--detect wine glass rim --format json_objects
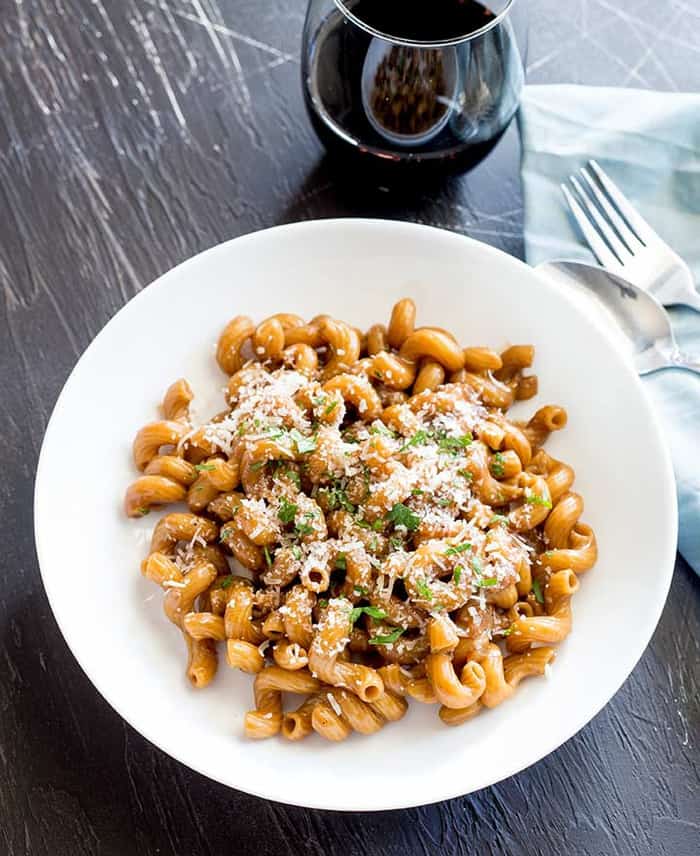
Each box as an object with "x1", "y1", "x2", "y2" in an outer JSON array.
[{"x1": 332, "y1": 0, "x2": 516, "y2": 48}]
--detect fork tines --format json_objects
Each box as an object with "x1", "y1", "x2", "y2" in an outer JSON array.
[{"x1": 561, "y1": 160, "x2": 655, "y2": 271}]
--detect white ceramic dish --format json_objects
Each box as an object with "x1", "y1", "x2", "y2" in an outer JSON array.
[{"x1": 34, "y1": 219, "x2": 677, "y2": 811}]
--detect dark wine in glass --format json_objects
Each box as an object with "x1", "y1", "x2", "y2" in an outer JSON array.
[{"x1": 302, "y1": 0, "x2": 526, "y2": 173}]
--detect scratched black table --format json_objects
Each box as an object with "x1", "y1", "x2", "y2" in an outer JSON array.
[{"x1": 2, "y1": 2, "x2": 698, "y2": 854}]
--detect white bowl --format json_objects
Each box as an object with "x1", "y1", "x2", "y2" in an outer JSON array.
[{"x1": 34, "y1": 219, "x2": 676, "y2": 811}]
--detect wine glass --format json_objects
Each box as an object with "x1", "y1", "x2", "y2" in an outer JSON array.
[{"x1": 302, "y1": 0, "x2": 527, "y2": 172}]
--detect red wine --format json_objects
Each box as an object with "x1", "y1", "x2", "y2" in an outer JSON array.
[{"x1": 302, "y1": 0, "x2": 524, "y2": 172}]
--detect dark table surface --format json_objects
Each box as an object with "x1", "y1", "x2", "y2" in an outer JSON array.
[{"x1": 2, "y1": 1, "x2": 699, "y2": 854}]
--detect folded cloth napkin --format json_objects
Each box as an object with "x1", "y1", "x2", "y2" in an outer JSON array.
[{"x1": 519, "y1": 84, "x2": 700, "y2": 574}]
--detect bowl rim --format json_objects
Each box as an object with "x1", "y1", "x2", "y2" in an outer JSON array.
[{"x1": 34, "y1": 218, "x2": 678, "y2": 810}]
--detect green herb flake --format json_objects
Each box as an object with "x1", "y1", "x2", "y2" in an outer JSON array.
[
  {"x1": 220, "y1": 528, "x2": 233, "y2": 541},
  {"x1": 220, "y1": 575, "x2": 235, "y2": 590},
  {"x1": 491, "y1": 453, "x2": 505, "y2": 478},
  {"x1": 136, "y1": 506, "x2": 150, "y2": 516},
  {"x1": 278, "y1": 497, "x2": 298, "y2": 525},
  {"x1": 476, "y1": 576, "x2": 498, "y2": 588},
  {"x1": 416, "y1": 578, "x2": 433, "y2": 601},
  {"x1": 501, "y1": 626, "x2": 514, "y2": 637},
  {"x1": 322, "y1": 483, "x2": 355, "y2": 514},
  {"x1": 489, "y1": 514, "x2": 509, "y2": 527},
  {"x1": 411, "y1": 488, "x2": 424, "y2": 496},
  {"x1": 349, "y1": 604, "x2": 387, "y2": 627},
  {"x1": 532, "y1": 578, "x2": 545, "y2": 604},
  {"x1": 453, "y1": 566, "x2": 463, "y2": 586},
  {"x1": 371, "y1": 518, "x2": 384, "y2": 532},
  {"x1": 288, "y1": 428, "x2": 317, "y2": 454},
  {"x1": 525, "y1": 494, "x2": 553, "y2": 509},
  {"x1": 471, "y1": 557, "x2": 482, "y2": 575},
  {"x1": 363, "y1": 606, "x2": 387, "y2": 620},
  {"x1": 399, "y1": 430, "x2": 430, "y2": 453},
  {"x1": 389, "y1": 536, "x2": 403, "y2": 552},
  {"x1": 369, "y1": 627, "x2": 405, "y2": 646},
  {"x1": 295, "y1": 522, "x2": 314, "y2": 537},
  {"x1": 283, "y1": 468, "x2": 301, "y2": 489},
  {"x1": 387, "y1": 502, "x2": 420, "y2": 531},
  {"x1": 445, "y1": 542, "x2": 471, "y2": 556},
  {"x1": 318, "y1": 598, "x2": 329, "y2": 608},
  {"x1": 437, "y1": 432, "x2": 472, "y2": 455},
  {"x1": 292, "y1": 546, "x2": 303, "y2": 560},
  {"x1": 370, "y1": 422, "x2": 396, "y2": 438},
  {"x1": 194, "y1": 463, "x2": 216, "y2": 472},
  {"x1": 437, "y1": 498, "x2": 451, "y2": 507},
  {"x1": 335, "y1": 553, "x2": 347, "y2": 571},
  {"x1": 324, "y1": 400, "x2": 338, "y2": 416},
  {"x1": 353, "y1": 585, "x2": 368, "y2": 596},
  {"x1": 250, "y1": 460, "x2": 267, "y2": 471},
  {"x1": 263, "y1": 545, "x2": 273, "y2": 568},
  {"x1": 458, "y1": 469, "x2": 473, "y2": 481}
]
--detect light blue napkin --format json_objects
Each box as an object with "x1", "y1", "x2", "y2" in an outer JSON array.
[{"x1": 519, "y1": 84, "x2": 700, "y2": 574}]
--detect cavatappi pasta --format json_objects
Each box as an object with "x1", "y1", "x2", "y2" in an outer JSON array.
[{"x1": 126, "y1": 299, "x2": 597, "y2": 742}]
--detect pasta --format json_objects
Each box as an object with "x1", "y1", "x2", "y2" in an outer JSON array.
[{"x1": 126, "y1": 298, "x2": 597, "y2": 742}]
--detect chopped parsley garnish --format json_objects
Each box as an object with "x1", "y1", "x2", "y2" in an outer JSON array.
[
  {"x1": 370, "y1": 422, "x2": 396, "y2": 438},
  {"x1": 288, "y1": 428, "x2": 317, "y2": 454},
  {"x1": 501, "y1": 626, "x2": 514, "y2": 637},
  {"x1": 220, "y1": 528, "x2": 233, "y2": 540},
  {"x1": 532, "y1": 578, "x2": 545, "y2": 604},
  {"x1": 525, "y1": 494, "x2": 553, "y2": 509},
  {"x1": 458, "y1": 469, "x2": 473, "y2": 481},
  {"x1": 387, "y1": 503, "x2": 420, "y2": 531},
  {"x1": 278, "y1": 497, "x2": 298, "y2": 524},
  {"x1": 437, "y1": 432, "x2": 472, "y2": 455},
  {"x1": 136, "y1": 506, "x2": 150, "y2": 516},
  {"x1": 295, "y1": 522, "x2": 314, "y2": 537},
  {"x1": 335, "y1": 553, "x2": 347, "y2": 571},
  {"x1": 318, "y1": 598, "x2": 328, "y2": 608},
  {"x1": 453, "y1": 566, "x2": 463, "y2": 586},
  {"x1": 437, "y1": 498, "x2": 451, "y2": 507},
  {"x1": 292, "y1": 546, "x2": 303, "y2": 560},
  {"x1": 194, "y1": 463, "x2": 216, "y2": 472},
  {"x1": 399, "y1": 430, "x2": 430, "y2": 452},
  {"x1": 353, "y1": 585, "x2": 368, "y2": 596},
  {"x1": 475, "y1": 576, "x2": 498, "y2": 587},
  {"x1": 263, "y1": 546, "x2": 273, "y2": 568},
  {"x1": 220, "y1": 575, "x2": 235, "y2": 590},
  {"x1": 250, "y1": 460, "x2": 267, "y2": 471},
  {"x1": 445, "y1": 543, "x2": 471, "y2": 556},
  {"x1": 489, "y1": 514, "x2": 509, "y2": 527},
  {"x1": 491, "y1": 453, "x2": 505, "y2": 477},
  {"x1": 372, "y1": 519, "x2": 384, "y2": 531},
  {"x1": 411, "y1": 488, "x2": 424, "y2": 496},
  {"x1": 416, "y1": 578, "x2": 433, "y2": 601},
  {"x1": 280, "y1": 467, "x2": 301, "y2": 489},
  {"x1": 369, "y1": 627, "x2": 405, "y2": 646},
  {"x1": 312, "y1": 396, "x2": 325, "y2": 407},
  {"x1": 321, "y1": 483, "x2": 355, "y2": 513},
  {"x1": 324, "y1": 400, "x2": 338, "y2": 416},
  {"x1": 264, "y1": 427, "x2": 286, "y2": 440},
  {"x1": 349, "y1": 605, "x2": 387, "y2": 627},
  {"x1": 389, "y1": 536, "x2": 404, "y2": 552}
]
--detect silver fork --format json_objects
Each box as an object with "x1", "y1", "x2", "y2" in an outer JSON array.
[{"x1": 561, "y1": 160, "x2": 700, "y2": 312}]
